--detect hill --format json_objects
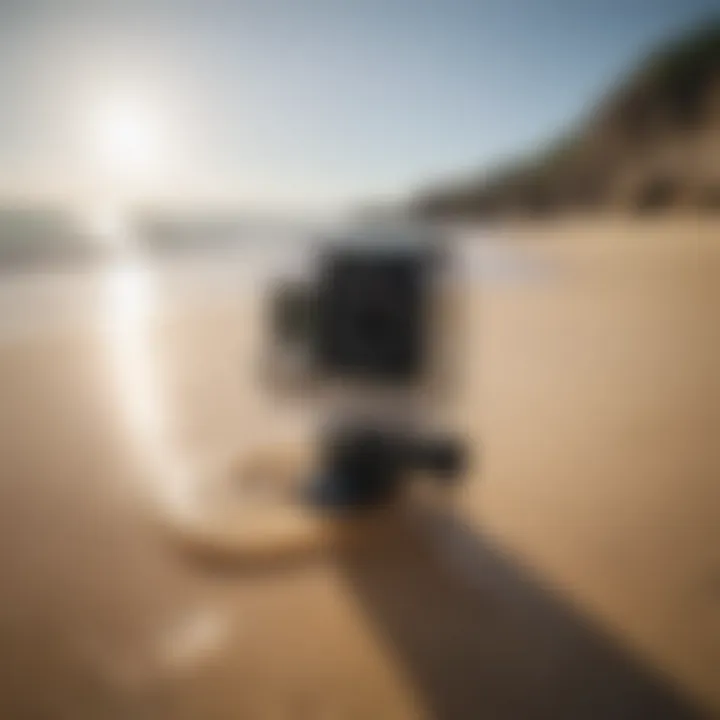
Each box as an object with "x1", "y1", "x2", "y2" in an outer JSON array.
[{"x1": 414, "y1": 20, "x2": 720, "y2": 219}]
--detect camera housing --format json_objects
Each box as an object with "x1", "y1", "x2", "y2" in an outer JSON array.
[{"x1": 263, "y1": 226, "x2": 468, "y2": 511}]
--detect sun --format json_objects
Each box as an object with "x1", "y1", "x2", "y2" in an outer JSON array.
[{"x1": 86, "y1": 95, "x2": 166, "y2": 184}]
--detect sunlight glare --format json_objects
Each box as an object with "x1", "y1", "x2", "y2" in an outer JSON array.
[
  {"x1": 88, "y1": 95, "x2": 166, "y2": 183},
  {"x1": 104, "y1": 262, "x2": 200, "y2": 518}
]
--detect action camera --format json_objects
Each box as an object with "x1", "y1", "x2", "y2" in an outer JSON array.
[{"x1": 265, "y1": 226, "x2": 467, "y2": 511}]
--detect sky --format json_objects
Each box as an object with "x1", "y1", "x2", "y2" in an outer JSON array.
[{"x1": 0, "y1": 0, "x2": 717, "y2": 208}]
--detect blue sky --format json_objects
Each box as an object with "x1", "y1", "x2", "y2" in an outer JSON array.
[{"x1": 0, "y1": 0, "x2": 716, "y2": 206}]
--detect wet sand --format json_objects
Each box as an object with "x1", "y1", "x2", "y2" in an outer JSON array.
[{"x1": 0, "y1": 219, "x2": 717, "y2": 718}]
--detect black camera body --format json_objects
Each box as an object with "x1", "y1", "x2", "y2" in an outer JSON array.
[
  {"x1": 269, "y1": 233, "x2": 443, "y2": 388},
  {"x1": 311, "y1": 240, "x2": 436, "y2": 384},
  {"x1": 313, "y1": 243, "x2": 437, "y2": 383}
]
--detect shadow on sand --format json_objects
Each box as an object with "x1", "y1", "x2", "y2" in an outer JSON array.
[{"x1": 335, "y1": 510, "x2": 702, "y2": 720}]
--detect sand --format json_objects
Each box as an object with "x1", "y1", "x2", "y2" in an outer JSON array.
[{"x1": 0, "y1": 217, "x2": 717, "y2": 719}]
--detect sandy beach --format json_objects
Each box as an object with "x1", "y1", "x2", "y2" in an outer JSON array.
[{"x1": 0, "y1": 218, "x2": 717, "y2": 719}]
